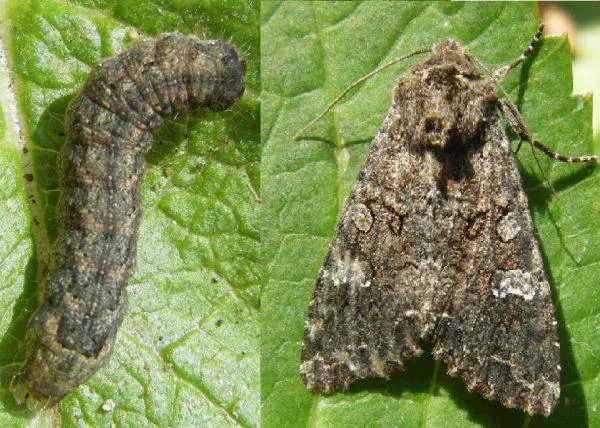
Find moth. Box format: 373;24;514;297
11;32;245;407
296;25;596;416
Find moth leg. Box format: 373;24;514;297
501;99;597;163
501;103;556;193
490;23;596;165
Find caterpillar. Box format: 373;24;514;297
11;32;246;407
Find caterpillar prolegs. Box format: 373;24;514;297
11;32;245;407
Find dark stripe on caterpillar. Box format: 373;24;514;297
11;32;245;407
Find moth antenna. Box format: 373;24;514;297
493;23;544;82
292;47;432;141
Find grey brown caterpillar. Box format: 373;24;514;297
11;32;245;407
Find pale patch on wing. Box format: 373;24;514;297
492;269;536;300
497;211;521;242
326;250;371;290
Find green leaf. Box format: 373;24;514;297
261;2;599;427
0;0;260;425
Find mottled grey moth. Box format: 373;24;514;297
11;32;245;407
296;25;596;416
